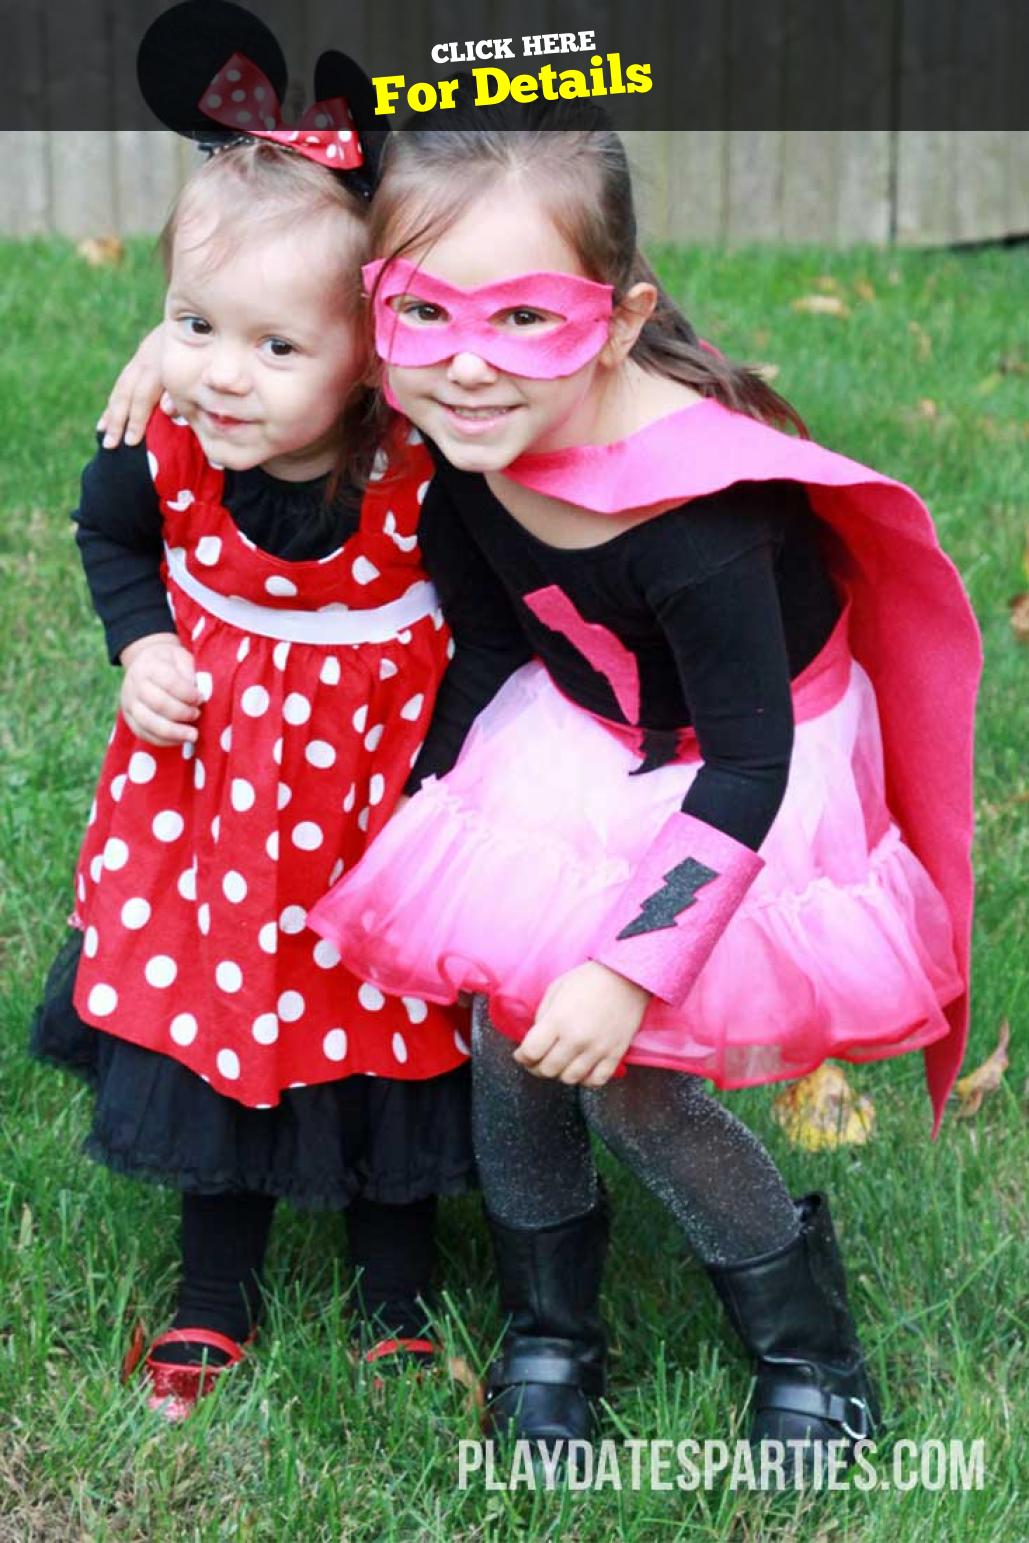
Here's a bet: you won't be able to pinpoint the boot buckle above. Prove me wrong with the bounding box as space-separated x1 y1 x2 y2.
840 1396 871 1441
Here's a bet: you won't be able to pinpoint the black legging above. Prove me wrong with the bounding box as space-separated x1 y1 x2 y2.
472 1001 799 1266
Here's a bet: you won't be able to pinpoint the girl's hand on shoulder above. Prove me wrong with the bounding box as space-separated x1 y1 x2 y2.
513 962 650 1088
119 633 201 747
97 324 169 449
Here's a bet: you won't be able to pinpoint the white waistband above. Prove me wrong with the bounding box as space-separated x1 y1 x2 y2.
164 545 438 645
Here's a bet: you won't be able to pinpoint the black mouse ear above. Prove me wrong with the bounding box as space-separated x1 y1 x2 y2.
138 0 288 143
313 48 387 192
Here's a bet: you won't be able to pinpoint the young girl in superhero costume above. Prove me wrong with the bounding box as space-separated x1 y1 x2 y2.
31 4 500 1420
306 122 981 1459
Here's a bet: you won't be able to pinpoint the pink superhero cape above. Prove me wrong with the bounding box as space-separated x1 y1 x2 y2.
505 398 982 1135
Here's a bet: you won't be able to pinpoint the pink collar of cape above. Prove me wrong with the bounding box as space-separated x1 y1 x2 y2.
507 398 982 1135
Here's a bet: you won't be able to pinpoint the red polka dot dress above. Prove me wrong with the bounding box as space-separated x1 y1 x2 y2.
70 408 467 1108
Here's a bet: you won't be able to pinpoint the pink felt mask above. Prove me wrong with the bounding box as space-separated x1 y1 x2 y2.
363 259 614 378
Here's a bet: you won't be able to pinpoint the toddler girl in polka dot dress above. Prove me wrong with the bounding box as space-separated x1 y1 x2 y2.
32 133 485 1419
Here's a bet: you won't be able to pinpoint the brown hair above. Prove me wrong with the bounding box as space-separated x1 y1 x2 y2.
160 141 384 486
368 123 807 438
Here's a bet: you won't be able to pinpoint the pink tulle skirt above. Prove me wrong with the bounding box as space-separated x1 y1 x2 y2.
308 628 963 1089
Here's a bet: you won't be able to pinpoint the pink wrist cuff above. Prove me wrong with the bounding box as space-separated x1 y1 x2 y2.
590 812 764 1005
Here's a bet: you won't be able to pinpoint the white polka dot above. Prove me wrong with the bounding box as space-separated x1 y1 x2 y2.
320 656 341 686
323 1027 348 1061
396 629 412 644
211 815 220 842
220 726 232 753
196 672 213 702
170 1013 197 1046
147 451 159 480
77 874 86 903
216 960 243 993
83 925 99 958
400 693 425 722
279 905 307 934
271 737 283 765
87 983 117 1017
305 740 336 769
167 488 194 512
265 575 298 598
352 704 368 734
258 921 278 954
342 783 356 812
252 1013 279 1044
216 1048 241 1080
120 897 151 930
89 855 104 884
417 480 431 504
181 740 195 761
364 724 384 752
110 774 127 803
241 685 270 717
193 759 206 791
370 449 389 481
328 858 344 884
88 798 97 826
357 808 370 832
197 902 211 935
313 938 341 969
358 982 384 1011
128 750 157 784
206 93 222 109
195 535 222 566
153 809 184 842
446 637 456 660
145 954 177 988
191 617 205 642
266 831 280 861
292 822 323 851
231 778 256 812
236 109 252 125
283 693 311 726
403 996 429 1025
454 1028 470 1056
392 1031 409 1064
379 658 398 680
222 870 247 903
103 837 129 871
277 990 305 1022
177 865 197 901
237 637 251 663
277 782 292 810
231 87 246 102
368 773 386 806
352 556 380 586
273 640 291 671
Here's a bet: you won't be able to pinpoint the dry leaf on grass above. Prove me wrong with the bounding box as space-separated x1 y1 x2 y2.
76 235 124 267
917 398 938 420
120 1319 147 1383
953 1022 1010 1118
791 295 850 318
815 275 843 295
447 1355 484 1407
853 278 877 304
1009 593 1029 643
772 1064 875 1151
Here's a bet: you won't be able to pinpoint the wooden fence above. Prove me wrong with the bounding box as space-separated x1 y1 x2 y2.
0 130 1026 245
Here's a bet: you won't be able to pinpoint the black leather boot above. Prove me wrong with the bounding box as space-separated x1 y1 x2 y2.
482 1191 609 1444
707 1193 879 1460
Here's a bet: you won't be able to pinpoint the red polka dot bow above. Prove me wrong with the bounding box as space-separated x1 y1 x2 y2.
199 52 363 170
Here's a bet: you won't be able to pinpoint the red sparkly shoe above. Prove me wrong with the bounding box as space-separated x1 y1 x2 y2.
362 1335 437 1391
140 1328 255 1422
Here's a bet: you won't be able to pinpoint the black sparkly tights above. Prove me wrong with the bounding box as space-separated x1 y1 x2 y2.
472 1003 799 1267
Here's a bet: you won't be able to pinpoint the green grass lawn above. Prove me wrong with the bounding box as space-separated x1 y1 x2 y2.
0 238 1025 1541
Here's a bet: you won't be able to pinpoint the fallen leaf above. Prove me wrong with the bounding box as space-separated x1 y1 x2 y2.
908 321 933 360
917 398 938 419
750 361 781 382
120 1319 147 1383
1009 593 1029 643
18 1205 33 1249
953 1022 1010 1117
853 278 877 303
76 235 124 267
792 295 850 318
815 275 842 294
772 1064 875 1151
447 1355 484 1407
997 352 1027 376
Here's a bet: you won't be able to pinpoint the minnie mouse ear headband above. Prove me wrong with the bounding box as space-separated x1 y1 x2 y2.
137 0 384 199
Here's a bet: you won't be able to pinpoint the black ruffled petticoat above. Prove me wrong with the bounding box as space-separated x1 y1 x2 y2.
30 934 475 1211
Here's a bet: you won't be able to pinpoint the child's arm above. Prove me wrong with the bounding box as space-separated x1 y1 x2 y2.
74 438 200 744
96 324 166 448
